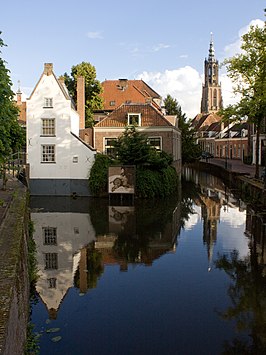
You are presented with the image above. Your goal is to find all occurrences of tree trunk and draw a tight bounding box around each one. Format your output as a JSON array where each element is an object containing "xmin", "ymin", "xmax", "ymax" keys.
[
  {"xmin": 255, "ymin": 124, "xmax": 260, "ymax": 179},
  {"xmin": 2, "ymin": 165, "xmax": 7, "ymax": 191}
]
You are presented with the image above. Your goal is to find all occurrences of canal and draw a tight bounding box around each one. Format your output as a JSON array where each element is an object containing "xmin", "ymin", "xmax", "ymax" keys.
[{"xmin": 29, "ymin": 169, "xmax": 266, "ymax": 354}]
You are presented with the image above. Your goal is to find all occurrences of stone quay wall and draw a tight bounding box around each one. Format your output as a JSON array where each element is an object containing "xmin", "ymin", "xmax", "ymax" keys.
[{"xmin": 0, "ymin": 181, "xmax": 29, "ymax": 355}]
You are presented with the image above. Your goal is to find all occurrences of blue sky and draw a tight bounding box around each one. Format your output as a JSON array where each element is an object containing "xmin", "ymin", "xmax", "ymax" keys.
[{"xmin": 1, "ymin": 0, "xmax": 264, "ymax": 118}]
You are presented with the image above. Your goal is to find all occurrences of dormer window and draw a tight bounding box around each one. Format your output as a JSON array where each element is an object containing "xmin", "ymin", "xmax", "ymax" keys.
[
  {"xmin": 110, "ymin": 101, "xmax": 116, "ymax": 106},
  {"xmin": 128, "ymin": 113, "xmax": 141, "ymax": 126},
  {"xmin": 44, "ymin": 97, "xmax": 53, "ymax": 108}
]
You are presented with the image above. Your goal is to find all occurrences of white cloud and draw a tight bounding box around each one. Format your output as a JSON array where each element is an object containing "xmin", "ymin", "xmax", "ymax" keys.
[
  {"xmin": 137, "ymin": 66, "xmax": 202, "ymax": 119},
  {"xmin": 86, "ymin": 31, "xmax": 103, "ymax": 39},
  {"xmin": 151, "ymin": 43, "xmax": 171, "ymax": 52},
  {"xmin": 137, "ymin": 19, "xmax": 264, "ymax": 118},
  {"xmin": 223, "ymin": 19, "xmax": 264, "ymax": 58},
  {"xmin": 184, "ymin": 205, "xmax": 201, "ymax": 230},
  {"xmin": 220, "ymin": 207, "xmax": 246, "ymax": 228}
]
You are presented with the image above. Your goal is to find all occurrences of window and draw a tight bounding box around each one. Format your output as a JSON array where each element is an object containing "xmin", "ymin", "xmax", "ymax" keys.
[
  {"xmin": 43, "ymin": 227, "xmax": 57, "ymax": 245},
  {"xmin": 148, "ymin": 137, "xmax": 162, "ymax": 151},
  {"xmin": 47, "ymin": 278, "xmax": 57, "ymax": 289},
  {"xmin": 44, "ymin": 253, "xmax": 58, "ymax": 270},
  {"xmin": 128, "ymin": 113, "xmax": 141, "ymax": 126},
  {"xmin": 42, "ymin": 145, "xmax": 55, "ymax": 163},
  {"xmin": 42, "ymin": 118, "xmax": 55, "ymax": 136},
  {"xmin": 104, "ymin": 138, "xmax": 117, "ymax": 156},
  {"xmin": 72, "ymin": 156, "xmax": 78, "ymax": 163},
  {"xmin": 109, "ymin": 101, "xmax": 116, "ymax": 106},
  {"xmin": 44, "ymin": 97, "xmax": 53, "ymax": 108}
]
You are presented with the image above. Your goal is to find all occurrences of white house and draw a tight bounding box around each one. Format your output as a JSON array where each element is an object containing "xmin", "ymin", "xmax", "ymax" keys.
[{"xmin": 26, "ymin": 63, "xmax": 96, "ymax": 196}]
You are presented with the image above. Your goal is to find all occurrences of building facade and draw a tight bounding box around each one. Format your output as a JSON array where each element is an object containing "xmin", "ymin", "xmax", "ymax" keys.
[
  {"xmin": 26, "ymin": 63, "xmax": 96, "ymax": 196},
  {"xmin": 93, "ymin": 102, "xmax": 182, "ymax": 173}
]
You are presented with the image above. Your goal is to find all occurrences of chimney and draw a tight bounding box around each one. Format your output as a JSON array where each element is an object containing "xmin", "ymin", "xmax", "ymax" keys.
[
  {"xmin": 77, "ymin": 76, "xmax": 85, "ymax": 129},
  {"xmin": 118, "ymin": 78, "xmax": 128, "ymax": 91},
  {"xmin": 58, "ymin": 77, "xmax": 65, "ymax": 86},
  {"xmin": 17, "ymin": 91, "xmax": 22, "ymax": 106},
  {"xmin": 44, "ymin": 63, "xmax": 53, "ymax": 76}
]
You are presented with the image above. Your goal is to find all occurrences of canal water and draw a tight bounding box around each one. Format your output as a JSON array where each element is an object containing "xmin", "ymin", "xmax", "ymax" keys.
[{"xmin": 30, "ymin": 170, "xmax": 266, "ymax": 355}]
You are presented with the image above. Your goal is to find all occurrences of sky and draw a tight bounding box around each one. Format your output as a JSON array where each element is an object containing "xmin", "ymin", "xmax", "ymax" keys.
[{"xmin": 1, "ymin": 0, "xmax": 264, "ymax": 118}]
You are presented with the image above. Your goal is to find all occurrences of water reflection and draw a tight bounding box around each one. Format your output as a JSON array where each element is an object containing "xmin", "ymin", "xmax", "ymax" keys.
[
  {"xmin": 30, "ymin": 198, "xmax": 96, "ymax": 318},
  {"xmin": 184, "ymin": 167, "xmax": 266, "ymax": 353},
  {"xmin": 30, "ymin": 195, "xmax": 182, "ymax": 319},
  {"xmin": 30, "ymin": 170, "xmax": 266, "ymax": 354}
]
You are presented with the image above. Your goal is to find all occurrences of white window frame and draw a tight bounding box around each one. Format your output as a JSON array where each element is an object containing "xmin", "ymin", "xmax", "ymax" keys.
[
  {"xmin": 43, "ymin": 227, "xmax": 57, "ymax": 245},
  {"xmin": 44, "ymin": 97, "xmax": 53, "ymax": 108},
  {"xmin": 41, "ymin": 145, "xmax": 55, "ymax": 163},
  {"xmin": 47, "ymin": 278, "xmax": 57, "ymax": 289},
  {"xmin": 148, "ymin": 136, "xmax": 162, "ymax": 151},
  {"xmin": 44, "ymin": 253, "xmax": 58, "ymax": 270},
  {"xmin": 72, "ymin": 156, "xmax": 78, "ymax": 163},
  {"xmin": 128, "ymin": 113, "xmax": 141, "ymax": 126},
  {"xmin": 41, "ymin": 118, "xmax": 55, "ymax": 136},
  {"xmin": 104, "ymin": 137, "xmax": 117, "ymax": 156}
]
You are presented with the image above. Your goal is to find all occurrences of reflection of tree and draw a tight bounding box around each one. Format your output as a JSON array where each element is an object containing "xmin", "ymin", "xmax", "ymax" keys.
[
  {"xmin": 74, "ymin": 243, "xmax": 104, "ymax": 291},
  {"xmin": 215, "ymin": 250, "xmax": 266, "ymax": 354},
  {"xmin": 113, "ymin": 197, "xmax": 182, "ymax": 264},
  {"xmin": 180, "ymin": 178, "xmax": 201, "ymax": 229}
]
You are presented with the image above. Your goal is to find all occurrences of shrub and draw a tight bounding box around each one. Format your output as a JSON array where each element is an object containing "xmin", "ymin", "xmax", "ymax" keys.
[
  {"xmin": 136, "ymin": 166, "xmax": 179, "ymax": 198},
  {"xmin": 88, "ymin": 154, "xmax": 112, "ymax": 196}
]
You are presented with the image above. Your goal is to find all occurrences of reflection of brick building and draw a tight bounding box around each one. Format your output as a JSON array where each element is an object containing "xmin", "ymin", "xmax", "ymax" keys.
[{"xmin": 245, "ymin": 207, "xmax": 266, "ymax": 275}]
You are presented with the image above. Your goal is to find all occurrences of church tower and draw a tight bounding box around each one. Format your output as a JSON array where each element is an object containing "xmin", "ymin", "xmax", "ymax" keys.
[{"xmin": 200, "ymin": 33, "xmax": 223, "ymax": 114}]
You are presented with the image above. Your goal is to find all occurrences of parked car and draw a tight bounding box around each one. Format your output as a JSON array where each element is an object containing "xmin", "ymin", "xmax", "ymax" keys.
[{"xmin": 201, "ymin": 151, "xmax": 214, "ymax": 159}]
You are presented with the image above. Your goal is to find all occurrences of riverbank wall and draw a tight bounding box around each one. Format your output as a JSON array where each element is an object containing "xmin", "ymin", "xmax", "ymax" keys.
[
  {"xmin": 188, "ymin": 161, "xmax": 266, "ymax": 207},
  {"xmin": 0, "ymin": 180, "xmax": 29, "ymax": 355}
]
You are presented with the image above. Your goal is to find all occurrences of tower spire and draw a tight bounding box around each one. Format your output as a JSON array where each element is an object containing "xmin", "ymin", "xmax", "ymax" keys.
[
  {"xmin": 200, "ymin": 33, "xmax": 223, "ymax": 114},
  {"xmin": 208, "ymin": 32, "xmax": 215, "ymax": 62},
  {"xmin": 17, "ymin": 80, "xmax": 22, "ymax": 94}
]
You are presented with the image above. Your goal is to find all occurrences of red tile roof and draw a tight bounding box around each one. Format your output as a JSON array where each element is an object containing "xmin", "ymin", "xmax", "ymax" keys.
[
  {"xmin": 95, "ymin": 103, "xmax": 172, "ymax": 128},
  {"xmin": 100, "ymin": 79, "xmax": 161, "ymax": 111}
]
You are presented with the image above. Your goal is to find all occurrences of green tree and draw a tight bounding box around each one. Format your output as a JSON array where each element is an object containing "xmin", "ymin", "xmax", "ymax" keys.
[
  {"xmin": 164, "ymin": 94, "xmax": 180, "ymax": 115},
  {"xmin": 0, "ymin": 33, "xmax": 25, "ymax": 189},
  {"xmin": 113, "ymin": 126, "xmax": 151, "ymax": 165},
  {"xmin": 164, "ymin": 95, "xmax": 201, "ymax": 163},
  {"xmin": 220, "ymin": 16, "xmax": 266, "ymax": 178},
  {"xmin": 61, "ymin": 62, "xmax": 103, "ymax": 127}
]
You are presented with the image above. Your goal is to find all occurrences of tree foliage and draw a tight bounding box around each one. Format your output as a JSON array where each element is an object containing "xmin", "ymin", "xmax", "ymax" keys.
[
  {"xmin": 164, "ymin": 95, "xmax": 201, "ymax": 163},
  {"xmin": 113, "ymin": 125, "xmax": 173, "ymax": 169},
  {"xmin": 0, "ymin": 33, "xmax": 25, "ymax": 187},
  {"xmin": 88, "ymin": 154, "xmax": 112, "ymax": 196},
  {"xmin": 61, "ymin": 62, "xmax": 103, "ymax": 127},
  {"xmin": 89, "ymin": 126, "xmax": 179, "ymax": 198},
  {"xmin": 220, "ymin": 16, "xmax": 266, "ymax": 177}
]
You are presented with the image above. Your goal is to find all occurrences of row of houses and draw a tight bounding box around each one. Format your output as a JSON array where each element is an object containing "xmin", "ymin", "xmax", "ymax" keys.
[
  {"xmin": 191, "ymin": 36, "xmax": 266, "ymax": 168},
  {"xmin": 18, "ymin": 63, "xmax": 181, "ymax": 196}
]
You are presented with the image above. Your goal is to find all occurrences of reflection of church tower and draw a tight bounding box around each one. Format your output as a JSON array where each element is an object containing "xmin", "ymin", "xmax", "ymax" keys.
[
  {"xmin": 201, "ymin": 196, "xmax": 221, "ymax": 269},
  {"xmin": 201, "ymin": 33, "xmax": 223, "ymax": 114}
]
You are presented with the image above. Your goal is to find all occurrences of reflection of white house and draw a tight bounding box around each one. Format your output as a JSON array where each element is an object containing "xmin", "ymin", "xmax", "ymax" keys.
[
  {"xmin": 26, "ymin": 63, "xmax": 96, "ymax": 196},
  {"xmin": 31, "ymin": 212, "xmax": 96, "ymax": 318}
]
